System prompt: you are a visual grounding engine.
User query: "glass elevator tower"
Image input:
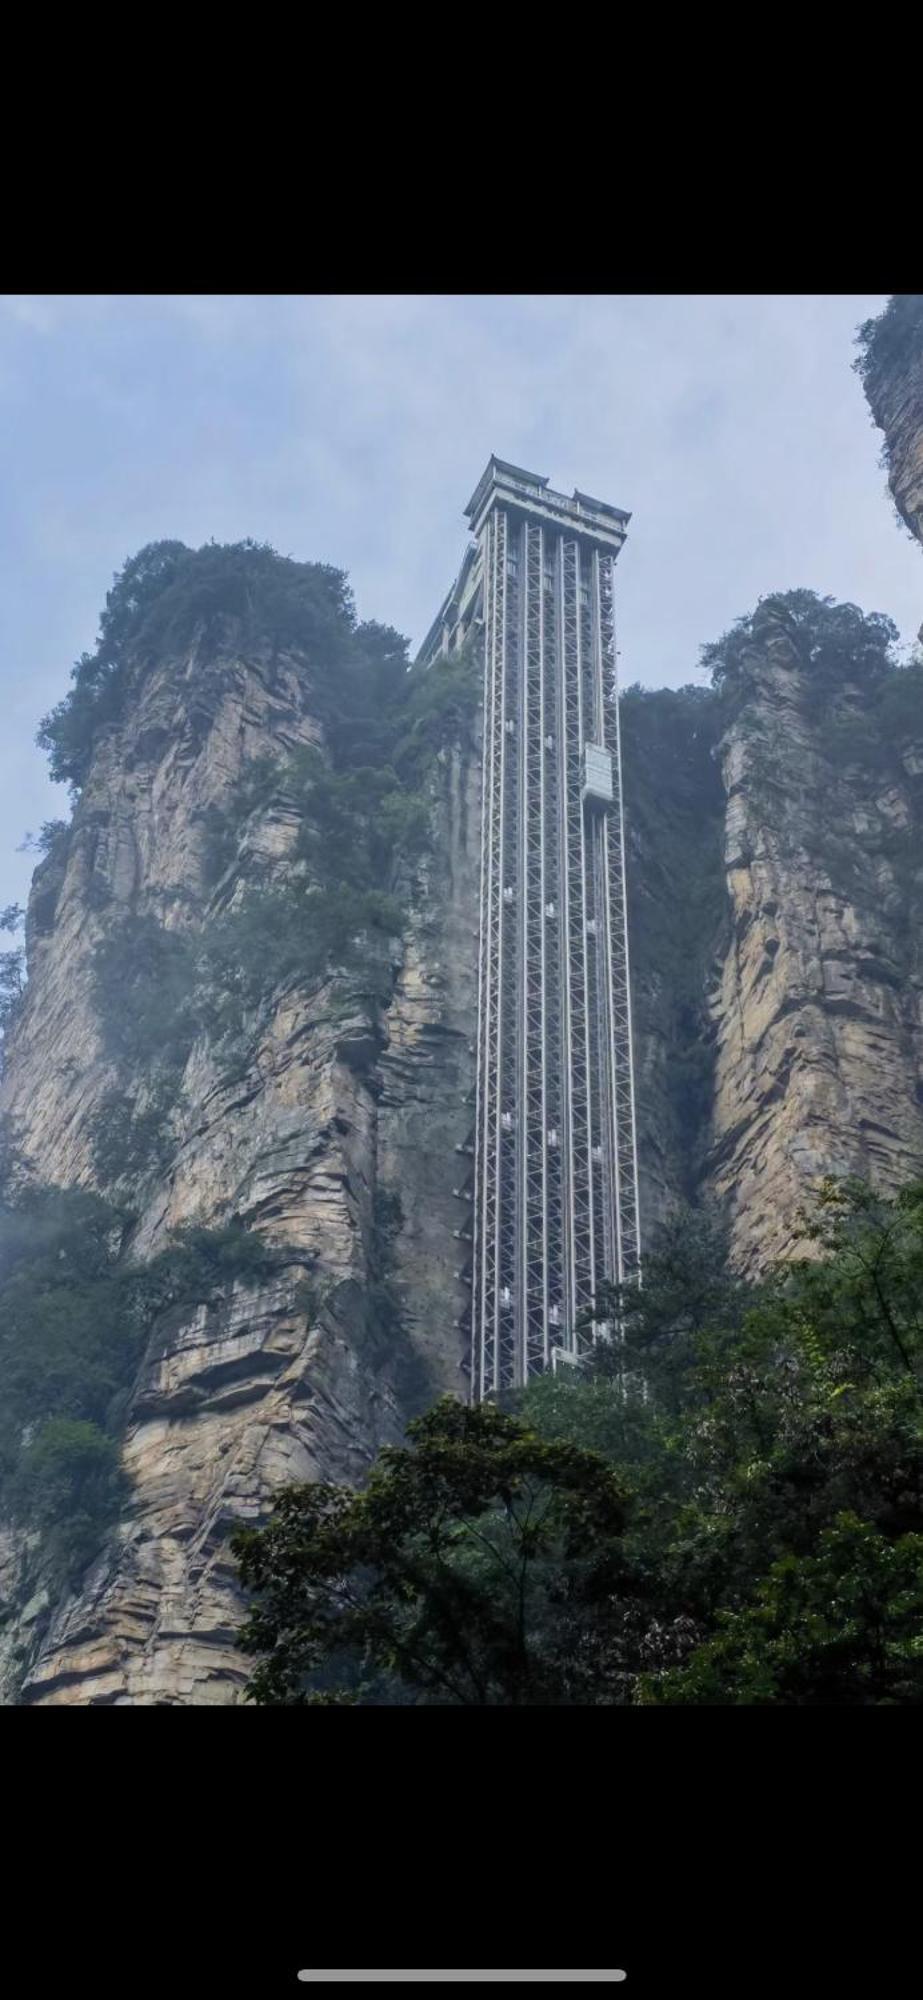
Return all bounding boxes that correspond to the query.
[418,458,641,1398]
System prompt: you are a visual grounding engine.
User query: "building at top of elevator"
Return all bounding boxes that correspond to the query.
[417,456,631,669]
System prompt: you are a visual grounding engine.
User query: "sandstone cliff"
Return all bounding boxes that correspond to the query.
[703,618,923,1274]
[622,623,923,1277]
[0,568,478,1703]
[859,294,923,565]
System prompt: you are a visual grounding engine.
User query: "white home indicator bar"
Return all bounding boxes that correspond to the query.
[296,1976,627,1985]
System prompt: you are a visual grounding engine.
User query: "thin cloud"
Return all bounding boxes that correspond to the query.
[0,294,919,913]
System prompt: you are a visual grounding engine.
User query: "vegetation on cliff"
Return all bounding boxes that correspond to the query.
[697,587,923,948]
[36,536,480,797]
[28,540,483,1186]
[235,1178,923,1703]
[0,901,26,1044]
[0,1138,281,1603]
[701,588,902,705]
[702,588,922,787]
[620,587,922,1213]
[853,293,923,392]
[36,540,366,791]
[854,295,923,546]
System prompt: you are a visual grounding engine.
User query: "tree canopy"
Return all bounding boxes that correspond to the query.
[235,1178,923,1704]
[232,1396,630,1705]
[701,589,900,700]
[36,539,376,789]
[854,294,923,389]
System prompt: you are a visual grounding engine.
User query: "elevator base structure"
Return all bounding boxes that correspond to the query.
[420,458,641,1398]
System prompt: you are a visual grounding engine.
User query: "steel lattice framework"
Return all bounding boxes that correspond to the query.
[418,459,641,1397]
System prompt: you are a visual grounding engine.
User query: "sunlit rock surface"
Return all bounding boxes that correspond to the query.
[1,628,477,1703]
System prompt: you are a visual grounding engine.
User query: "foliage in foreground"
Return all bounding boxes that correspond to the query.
[234,1180,923,1703]
[233,1398,630,1706]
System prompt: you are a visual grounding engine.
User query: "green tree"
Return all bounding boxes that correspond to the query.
[9,1418,129,1587]
[233,1180,923,1704]
[854,294,923,389]
[536,1180,923,1702]
[702,590,899,704]
[36,539,358,789]
[0,947,25,1030]
[232,1396,630,1705]
[578,1202,749,1402]
[645,1517,923,1705]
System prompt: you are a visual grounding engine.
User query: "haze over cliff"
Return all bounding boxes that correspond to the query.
[0,298,920,1705]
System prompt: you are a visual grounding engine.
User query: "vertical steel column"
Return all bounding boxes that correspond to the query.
[579,544,608,1338]
[562,539,594,1330]
[590,548,620,1300]
[542,533,565,1362]
[600,553,641,1283]
[523,522,548,1377]
[514,512,530,1383]
[556,540,577,1342]
[469,516,491,1398]
[497,513,521,1389]
[474,509,507,1395]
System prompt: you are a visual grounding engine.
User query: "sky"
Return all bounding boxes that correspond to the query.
[1,293,920,915]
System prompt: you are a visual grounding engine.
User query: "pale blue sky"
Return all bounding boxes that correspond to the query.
[1,293,920,914]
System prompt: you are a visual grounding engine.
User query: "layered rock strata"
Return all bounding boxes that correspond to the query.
[0,629,477,1703]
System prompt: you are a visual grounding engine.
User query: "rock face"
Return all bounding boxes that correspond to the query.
[861,298,923,563]
[703,632,923,1275]
[0,623,478,1703]
[621,641,923,1280]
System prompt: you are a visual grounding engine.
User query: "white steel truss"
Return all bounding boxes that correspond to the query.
[420,459,641,1397]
